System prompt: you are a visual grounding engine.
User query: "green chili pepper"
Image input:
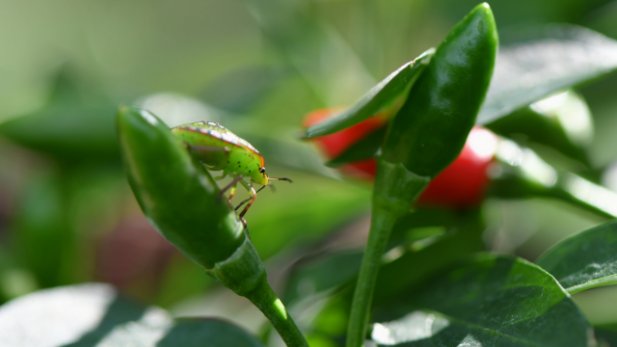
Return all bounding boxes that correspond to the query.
[117,107,307,347]
[117,107,245,269]
[381,5,498,176]
[346,4,498,346]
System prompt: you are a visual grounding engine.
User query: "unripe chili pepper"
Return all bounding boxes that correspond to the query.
[117,107,245,270]
[381,8,497,176]
[117,107,307,347]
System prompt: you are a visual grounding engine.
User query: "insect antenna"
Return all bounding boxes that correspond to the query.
[266,176,292,193]
[269,176,293,183]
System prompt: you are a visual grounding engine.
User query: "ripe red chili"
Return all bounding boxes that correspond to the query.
[304,109,497,207]
[419,127,497,207]
[303,109,386,179]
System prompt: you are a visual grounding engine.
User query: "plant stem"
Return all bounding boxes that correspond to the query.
[347,207,399,347]
[247,277,308,347]
[346,160,429,347]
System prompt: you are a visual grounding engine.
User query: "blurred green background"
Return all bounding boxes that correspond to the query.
[1,0,617,332]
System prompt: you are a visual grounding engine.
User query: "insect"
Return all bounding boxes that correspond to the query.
[171,121,291,226]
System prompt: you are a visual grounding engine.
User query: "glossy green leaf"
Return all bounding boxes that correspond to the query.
[487,90,593,166]
[284,210,483,307]
[490,140,617,219]
[289,214,483,347]
[303,50,433,139]
[594,325,617,347]
[537,221,617,294]
[0,67,118,161]
[0,283,264,347]
[284,250,362,305]
[371,255,591,347]
[152,318,265,347]
[374,210,486,303]
[479,25,617,124]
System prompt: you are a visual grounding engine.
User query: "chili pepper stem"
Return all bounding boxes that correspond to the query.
[347,206,399,347]
[246,278,308,347]
[346,160,430,347]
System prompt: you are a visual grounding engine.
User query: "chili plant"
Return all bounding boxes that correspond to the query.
[4,2,617,347]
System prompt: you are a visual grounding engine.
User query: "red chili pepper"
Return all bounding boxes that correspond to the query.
[304,109,497,207]
[418,127,497,207]
[303,109,385,179]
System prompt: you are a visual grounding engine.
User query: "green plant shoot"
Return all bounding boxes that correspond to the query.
[171,121,291,223]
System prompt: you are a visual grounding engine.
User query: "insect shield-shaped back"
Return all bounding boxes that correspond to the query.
[171,121,267,183]
[117,107,267,296]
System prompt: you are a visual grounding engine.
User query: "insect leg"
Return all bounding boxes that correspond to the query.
[237,180,258,227]
[219,176,242,201]
[234,185,267,211]
[228,185,237,200]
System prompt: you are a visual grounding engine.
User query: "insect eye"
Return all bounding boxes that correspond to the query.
[259,167,266,174]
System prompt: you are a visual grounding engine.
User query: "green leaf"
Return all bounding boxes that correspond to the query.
[303,50,433,139]
[152,318,265,347]
[594,325,617,347]
[486,90,593,166]
[284,250,362,305]
[283,209,483,306]
[371,255,591,347]
[479,25,617,124]
[287,213,483,346]
[375,210,486,303]
[0,283,264,347]
[489,140,617,219]
[0,66,118,161]
[537,221,617,294]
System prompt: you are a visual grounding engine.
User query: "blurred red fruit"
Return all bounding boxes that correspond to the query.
[303,109,385,179]
[418,127,497,207]
[304,109,497,207]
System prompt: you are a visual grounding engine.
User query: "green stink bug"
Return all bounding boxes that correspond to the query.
[171,121,291,225]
